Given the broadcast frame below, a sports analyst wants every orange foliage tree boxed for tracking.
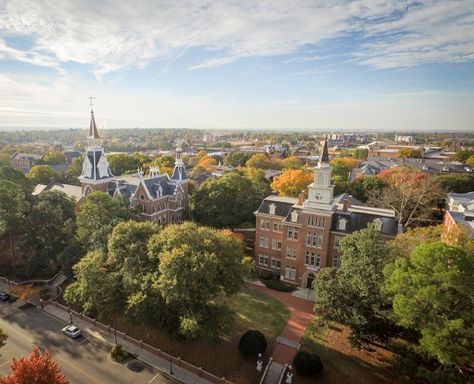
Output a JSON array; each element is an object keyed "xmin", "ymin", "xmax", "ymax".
[
  {"xmin": 193, "ymin": 156, "xmax": 217, "ymax": 173},
  {"xmin": 271, "ymin": 169, "xmax": 313, "ymax": 197},
  {"xmin": 0, "ymin": 345, "xmax": 69, "ymax": 384}
]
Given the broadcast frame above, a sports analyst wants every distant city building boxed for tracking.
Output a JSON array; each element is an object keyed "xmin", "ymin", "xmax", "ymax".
[
  {"xmin": 443, "ymin": 192, "xmax": 474, "ymax": 239},
  {"xmin": 10, "ymin": 152, "xmax": 43, "ymax": 172},
  {"xmin": 254, "ymin": 140, "xmax": 399, "ymax": 288},
  {"xmin": 395, "ymin": 135, "xmax": 414, "ymax": 143}
]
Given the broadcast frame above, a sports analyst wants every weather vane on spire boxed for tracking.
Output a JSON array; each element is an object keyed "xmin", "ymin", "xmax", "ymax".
[{"xmin": 88, "ymin": 96, "xmax": 96, "ymax": 112}]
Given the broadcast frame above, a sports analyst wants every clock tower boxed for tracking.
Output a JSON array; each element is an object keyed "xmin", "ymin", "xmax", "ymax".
[{"xmin": 303, "ymin": 140, "xmax": 334, "ymax": 211}]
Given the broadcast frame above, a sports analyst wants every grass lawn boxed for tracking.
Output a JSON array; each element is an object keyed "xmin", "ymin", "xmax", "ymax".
[
  {"xmin": 298, "ymin": 317, "xmax": 396, "ymax": 384},
  {"xmin": 108, "ymin": 286, "xmax": 290, "ymax": 383}
]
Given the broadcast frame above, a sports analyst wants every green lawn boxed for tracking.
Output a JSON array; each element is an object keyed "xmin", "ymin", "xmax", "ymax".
[{"xmin": 223, "ymin": 286, "xmax": 291, "ymax": 340}]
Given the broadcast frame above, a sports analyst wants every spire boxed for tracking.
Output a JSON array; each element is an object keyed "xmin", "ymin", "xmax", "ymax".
[
  {"xmin": 319, "ymin": 139, "xmax": 329, "ymax": 165},
  {"xmin": 88, "ymin": 97, "xmax": 100, "ymax": 139},
  {"xmin": 171, "ymin": 138, "xmax": 188, "ymax": 181}
]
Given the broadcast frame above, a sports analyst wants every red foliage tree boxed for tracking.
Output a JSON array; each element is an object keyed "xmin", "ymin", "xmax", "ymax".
[{"xmin": 0, "ymin": 345, "xmax": 69, "ymax": 384}]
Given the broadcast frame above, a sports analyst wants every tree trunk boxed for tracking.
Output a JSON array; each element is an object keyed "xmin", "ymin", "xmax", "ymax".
[{"xmin": 9, "ymin": 231, "xmax": 15, "ymax": 268}]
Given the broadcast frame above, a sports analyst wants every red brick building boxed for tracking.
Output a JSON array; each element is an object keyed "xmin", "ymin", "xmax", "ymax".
[{"xmin": 254, "ymin": 141, "xmax": 399, "ymax": 288}]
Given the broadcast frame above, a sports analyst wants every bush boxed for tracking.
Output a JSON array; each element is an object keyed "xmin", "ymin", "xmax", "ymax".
[
  {"xmin": 238, "ymin": 330, "xmax": 267, "ymax": 357},
  {"xmin": 110, "ymin": 344, "xmax": 131, "ymax": 362},
  {"xmin": 293, "ymin": 351, "xmax": 323, "ymax": 376},
  {"xmin": 262, "ymin": 279, "xmax": 294, "ymax": 292}
]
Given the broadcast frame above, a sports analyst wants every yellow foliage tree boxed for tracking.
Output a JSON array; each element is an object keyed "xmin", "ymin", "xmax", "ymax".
[{"xmin": 271, "ymin": 169, "xmax": 313, "ymax": 197}]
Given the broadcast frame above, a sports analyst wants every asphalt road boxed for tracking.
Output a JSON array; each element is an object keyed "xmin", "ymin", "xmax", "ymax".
[{"xmin": 0, "ymin": 301, "xmax": 177, "ymax": 384}]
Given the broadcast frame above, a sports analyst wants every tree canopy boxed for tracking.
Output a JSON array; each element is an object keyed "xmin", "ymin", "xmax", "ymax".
[
  {"xmin": 0, "ymin": 346, "xmax": 69, "ymax": 384},
  {"xmin": 384, "ymin": 242, "xmax": 473, "ymax": 369},
  {"xmin": 224, "ymin": 152, "xmax": 252, "ymax": 168},
  {"xmin": 0, "ymin": 166, "xmax": 34, "ymax": 194},
  {"xmin": 192, "ymin": 172, "xmax": 261, "ymax": 228},
  {"xmin": 44, "ymin": 150, "xmax": 67, "ymax": 165},
  {"xmin": 271, "ymin": 169, "xmax": 312, "ymax": 197},
  {"xmin": 26, "ymin": 165, "xmax": 58, "ymax": 185},
  {"xmin": 314, "ymin": 224, "xmax": 391, "ymax": 347}
]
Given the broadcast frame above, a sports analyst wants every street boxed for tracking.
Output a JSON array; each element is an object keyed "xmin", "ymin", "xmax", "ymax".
[{"xmin": 0, "ymin": 301, "xmax": 177, "ymax": 384}]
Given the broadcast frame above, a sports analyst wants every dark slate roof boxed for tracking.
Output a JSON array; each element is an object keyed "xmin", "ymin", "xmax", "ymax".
[
  {"xmin": 256, "ymin": 196, "xmax": 298, "ymax": 217},
  {"xmin": 171, "ymin": 166, "xmax": 188, "ymax": 181},
  {"xmin": 86, "ymin": 150, "xmax": 113, "ymax": 180},
  {"xmin": 64, "ymin": 151, "xmax": 81, "ymax": 161},
  {"xmin": 143, "ymin": 175, "xmax": 177, "ymax": 198},
  {"xmin": 331, "ymin": 211, "xmax": 399, "ymax": 236}
]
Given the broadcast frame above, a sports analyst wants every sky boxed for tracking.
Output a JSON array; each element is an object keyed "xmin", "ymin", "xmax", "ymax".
[{"xmin": 0, "ymin": 0, "xmax": 473, "ymax": 131}]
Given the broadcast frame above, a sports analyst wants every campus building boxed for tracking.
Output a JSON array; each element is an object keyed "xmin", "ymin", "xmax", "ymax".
[
  {"xmin": 254, "ymin": 140, "xmax": 400, "ymax": 289},
  {"xmin": 75, "ymin": 106, "xmax": 189, "ymax": 224}
]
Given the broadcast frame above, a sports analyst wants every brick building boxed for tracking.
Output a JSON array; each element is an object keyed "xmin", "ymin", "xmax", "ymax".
[
  {"xmin": 254, "ymin": 140, "xmax": 400, "ymax": 289},
  {"xmin": 10, "ymin": 152, "xmax": 43, "ymax": 172},
  {"xmin": 77, "ymin": 106, "xmax": 188, "ymax": 224}
]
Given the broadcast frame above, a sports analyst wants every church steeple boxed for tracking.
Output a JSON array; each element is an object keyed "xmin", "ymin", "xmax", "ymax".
[
  {"xmin": 88, "ymin": 110, "xmax": 100, "ymax": 139},
  {"xmin": 320, "ymin": 139, "xmax": 329, "ymax": 165}
]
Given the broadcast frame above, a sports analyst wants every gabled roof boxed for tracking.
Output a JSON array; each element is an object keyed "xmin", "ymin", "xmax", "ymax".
[
  {"xmin": 256, "ymin": 195, "xmax": 298, "ymax": 217},
  {"xmin": 331, "ymin": 211, "xmax": 399, "ymax": 236},
  {"xmin": 171, "ymin": 165, "xmax": 188, "ymax": 181},
  {"xmin": 143, "ymin": 175, "xmax": 177, "ymax": 198}
]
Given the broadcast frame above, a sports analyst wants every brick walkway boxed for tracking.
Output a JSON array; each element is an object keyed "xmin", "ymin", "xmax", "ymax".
[{"xmin": 246, "ymin": 284, "xmax": 314, "ymax": 364}]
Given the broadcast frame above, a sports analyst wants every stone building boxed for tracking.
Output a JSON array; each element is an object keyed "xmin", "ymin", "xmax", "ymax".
[
  {"xmin": 254, "ymin": 140, "xmax": 400, "ymax": 289},
  {"xmin": 77, "ymin": 106, "xmax": 189, "ymax": 224}
]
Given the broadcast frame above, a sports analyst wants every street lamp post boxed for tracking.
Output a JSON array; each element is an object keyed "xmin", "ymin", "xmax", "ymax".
[
  {"xmin": 114, "ymin": 326, "xmax": 117, "ymax": 345},
  {"xmin": 69, "ymin": 311, "xmax": 73, "ymax": 324},
  {"xmin": 170, "ymin": 354, "xmax": 174, "ymax": 375}
]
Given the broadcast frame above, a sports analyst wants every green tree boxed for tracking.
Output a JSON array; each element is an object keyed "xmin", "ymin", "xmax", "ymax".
[
  {"xmin": 64, "ymin": 250, "xmax": 123, "ymax": 317},
  {"xmin": 452, "ymin": 149, "xmax": 474, "ymax": 163},
  {"xmin": 281, "ymin": 156, "xmax": 303, "ymax": 170},
  {"xmin": 76, "ymin": 192, "xmax": 137, "ymax": 250},
  {"xmin": 349, "ymin": 176, "xmax": 387, "ymax": 202},
  {"xmin": 26, "ymin": 165, "xmax": 58, "ymax": 185},
  {"xmin": 0, "ymin": 180, "xmax": 29, "ymax": 267},
  {"xmin": 434, "ymin": 174, "xmax": 474, "ymax": 194},
  {"xmin": 108, "ymin": 152, "xmax": 149, "ymax": 175},
  {"xmin": 44, "ymin": 151, "xmax": 67, "ymax": 165},
  {"xmin": 314, "ymin": 224, "xmax": 391, "ymax": 347},
  {"xmin": 246, "ymin": 153, "xmax": 275, "ymax": 170},
  {"xmin": 384, "ymin": 242, "xmax": 473, "ymax": 369},
  {"xmin": 0, "ymin": 166, "xmax": 34, "ymax": 194},
  {"xmin": 148, "ymin": 154, "xmax": 175, "ymax": 176},
  {"xmin": 353, "ymin": 148, "xmax": 368, "ymax": 160},
  {"xmin": 63, "ymin": 157, "xmax": 83, "ymax": 185},
  {"xmin": 21, "ymin": 191, "xmax": 76, "ymax": 276},
  {"xmin": 224, "ymin": 152, "xmax": 252, "ymax": 168},
  {"xmin": 192, "ymin": 172, "xmax": 261, "ymax": 228},
  {"xmin": 153, "ymin": 222, "xmax": 246, "ymax": 339}
]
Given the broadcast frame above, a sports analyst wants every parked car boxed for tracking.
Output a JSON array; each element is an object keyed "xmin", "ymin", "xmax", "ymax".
[
  {"xmin": 0, "ymin": 292, "xmax": 10, "ymax": 302},
  {"xmin": 62, "ymin": 325, "xmax": 82, "ymax": 338}
]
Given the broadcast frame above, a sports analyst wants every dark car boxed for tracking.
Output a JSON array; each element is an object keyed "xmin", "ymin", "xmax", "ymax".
[{"xmin": 0, "ymin": 292, "xmax": 11, "ymax": 302}]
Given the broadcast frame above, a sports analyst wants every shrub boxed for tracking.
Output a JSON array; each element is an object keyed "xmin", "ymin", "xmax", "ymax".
[
  {"xmin": 262, "ymin": 279, "xmax": 294, "ymax": 292},
  {"xmin": 110, "ymin": 344, "xmax": 131, "ymax": 362},
  {"xmin": 238, "ymin": 330, "xmax": 267, "ymax": 357},
  {"xmin": 293, "ymin": 351, "xmax": 323, "ymax": 376}
]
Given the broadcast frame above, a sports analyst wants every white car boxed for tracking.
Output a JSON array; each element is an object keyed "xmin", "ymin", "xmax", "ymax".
[{"xmin": 62, "ymin": 325, "xmax": 81, "ymax": 338}]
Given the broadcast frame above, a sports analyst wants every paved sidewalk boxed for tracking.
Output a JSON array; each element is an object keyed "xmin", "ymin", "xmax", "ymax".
[
  {"xmin": 245, "ymin": 284, "xmax": 314, "ymax": 365},
  {"xmin": 42, "ymin": 304, "xmax": 213, "ymax": 384}
]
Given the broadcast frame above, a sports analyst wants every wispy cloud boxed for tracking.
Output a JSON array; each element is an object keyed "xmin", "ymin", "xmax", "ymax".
[{"xmin": 1, "ymin": 0, "xmax": 472, "ymax": 76}]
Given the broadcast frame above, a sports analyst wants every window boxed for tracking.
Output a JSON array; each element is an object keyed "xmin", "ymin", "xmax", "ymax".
[
  {"xmin": 305, "ymin": 251, "xmax": 320, "ymax": 267},
  {"xmin": 334, "ymin": 235, "xmax": 342, "ymax": 249},
  {"xmin": 287, "ymin": 227, "xmax": 299, "ymax": 240},
  {"xmin": 260, "ymin": 219, "xmax": 270, "ymax": 230},
  {"xmin": 273, "ymin": 222, "xmax": 283, "ymax": 232},
  {"xmin": 269, "ymin": 203, "xmax": 276, "ymax": 215},
  {"xmin": 306, "ymin": 233, "xmax": 323, "ymax": 248},
  {"xmin": 271, "ymin": 258, "xmax": 281, "ymax": 269},
  {"xmin": 337, "ymin": 218, "xmax": 348, "ymax": 231},
  {"xmin": 332, "ymin": 255, "xmax": 340, "ymax": 268},
  {"xmin": 285, "ymin": 266, "xmax": 296, "ymax": 280},
  {"xmin": 139, "ymin": 194, "xmax": 145, "ymax": 201},
  {"xmin": 291, "ymin": 211, "xmax": 299, "ymax": 222},
  {"xmin": 259, "ymin": 237, "xmax": 269, "ymax": 248},
  {"xmin": 373, "ymin": 218, "xmax": 383, "ymax": 231},
  {"xmin": 272, "ymin": 239, "xmax": 282, "ymax": 250},
  {"xmin": 307, "ymin": 215, "xmax": 326, "ymax": 228},
  {"xmin": 286, "ymin": 247, "xmax": 297, "ymax": 259},
  {"xmin": 258, "ymin": 255, "xmax": 269, "ymax": 266}
]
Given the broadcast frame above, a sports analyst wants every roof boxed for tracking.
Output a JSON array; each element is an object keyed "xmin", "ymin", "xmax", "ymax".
[
  {"xmin": 331, "ymin": 211, "xmax": 399, "ymax": 236},
  {"xmin": 10, "ymin": 152, "xmax": 43, "ymax": 160},
  {"xmin": 256, "ymin": 196, "xmax": 297, "ymax": 217},
  {"xmin": 88, "ymin": 111, "xmax": 101, "ymax": 139},
  {"xmin": 171, "ymin": 165, "xmax": 188, "ymax": 181},
  {"xmin": 33, "ymin": 182, "xmax": 82, "ymax": 201},
  {"xmin": 143, "ymin": 175, "xmax": 177, "ymax": 198}
]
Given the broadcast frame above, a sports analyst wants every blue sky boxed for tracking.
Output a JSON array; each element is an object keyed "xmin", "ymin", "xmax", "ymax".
[{"xmin": 0, "ymin": 0, "xmax": 473, "ymax": 131}]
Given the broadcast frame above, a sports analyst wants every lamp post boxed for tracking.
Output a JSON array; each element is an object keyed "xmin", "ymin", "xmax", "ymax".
[
  {"xmin": 69, "ymin": 311, "xmax": 73, "ymax": 324},
  {"xmin": 256, "ymin": 353, "xmax": 263, "ymax": 372},
  {"xmin": 170, "ymin": 354, "xmax": 174, "ymax": 375},
  {"xmin": 114, "ymin": 326, "xmax": 117, "ymax": 345}
]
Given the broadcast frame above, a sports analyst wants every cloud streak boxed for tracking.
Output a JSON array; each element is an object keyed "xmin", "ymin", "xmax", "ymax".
[{"xmin": 0, "ymin": 0, "xmax": 472, "ymax": 76}]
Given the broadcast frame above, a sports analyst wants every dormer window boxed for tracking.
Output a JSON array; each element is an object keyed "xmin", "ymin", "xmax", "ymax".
[
  {"xmin": 373, "ymin": 218, "xmax": 383, "ymax": 231},
  {"xmin": 291, "ymin": 211, "xmax": 299, "ymax": 222},
  {"xmin": 337, "ymin": 218, "xmax": 348, "ymax": 231},
  {"xmin": 269, "ymin": 203, "xmax": 276, "ymax": 215}
]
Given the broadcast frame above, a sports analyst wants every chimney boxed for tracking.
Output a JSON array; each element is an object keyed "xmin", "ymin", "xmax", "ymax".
[{"xmin": 297, "ymin": 190, "xmax": 306, "ymax": 205}]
